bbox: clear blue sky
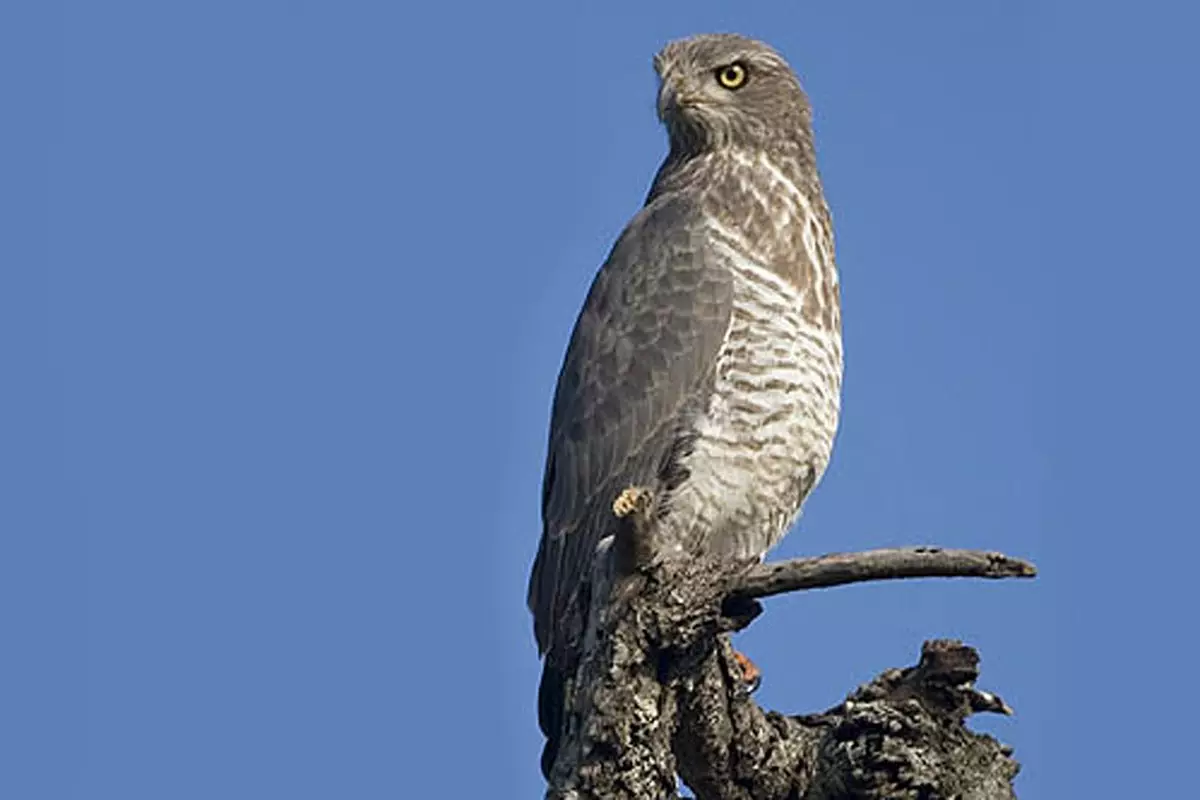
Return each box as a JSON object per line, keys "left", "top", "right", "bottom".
{"left": 4, "top": 1, "right": 1197, "bottom": 797}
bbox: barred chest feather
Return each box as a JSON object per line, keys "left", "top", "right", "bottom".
{"left": 667, "top": 255, "right": 842, "bottom": 559}
{"left": 663, "top": 156, "right": 843, "bottom": 560}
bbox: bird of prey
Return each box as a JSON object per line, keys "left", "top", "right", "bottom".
{"left": 528, "top": 34, "right": 842, "bottom": 776}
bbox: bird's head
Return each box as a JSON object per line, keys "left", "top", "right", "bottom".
{"left": 653, "top": 34, "right": 813, "bottom": 156}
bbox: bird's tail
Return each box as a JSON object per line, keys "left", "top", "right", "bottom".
{"left": 537, "top": 658, "right": 565, "bottom": 780}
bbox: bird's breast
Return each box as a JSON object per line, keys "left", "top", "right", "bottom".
{"left": 666, "top": 243, "right": 843, "bottom": 560}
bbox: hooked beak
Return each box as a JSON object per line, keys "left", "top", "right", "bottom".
{"left": 655, "top": 63, "right": 698, "bottom": 123}
{"left": 657, "top": 80, "right": 677, "bottom": 122}
{"left": 655, "top": 53, "right": 681, "bottom": 122}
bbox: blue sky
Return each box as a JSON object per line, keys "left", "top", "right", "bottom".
{"left": 4, "top": 1, "right": 1198, "bottom": 797}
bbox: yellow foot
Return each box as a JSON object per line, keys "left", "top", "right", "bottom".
{"left": 612, "top": 486, "right": 652, "bottom": 519}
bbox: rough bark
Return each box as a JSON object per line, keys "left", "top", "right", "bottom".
{"left": 543, "top": 518, "right": 1034, "bottom": 800}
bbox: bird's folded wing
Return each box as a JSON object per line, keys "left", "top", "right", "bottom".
{"left": 528, "top": 195, "right": 734, "bottom": 654}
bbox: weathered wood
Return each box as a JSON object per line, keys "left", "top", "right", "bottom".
{"left": 731, "top": 547, "right": 1036, "bottom": 601}
{"left": 543, "top": 545, "right": 1032, "bottom": 800}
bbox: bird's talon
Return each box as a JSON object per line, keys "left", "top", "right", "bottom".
{"left": 733, "top": 650, "right": 762, "bottom": 693}
{"left": 612, "top": 486, "right": 652, "bottom": 519}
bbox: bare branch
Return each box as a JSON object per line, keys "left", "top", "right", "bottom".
{"left": 730, "top": 547, "right": 1036, "bottom": 602}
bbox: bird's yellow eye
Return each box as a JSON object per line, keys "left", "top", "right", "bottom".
{"left": 716, "top": 62, "right": 748, "bottom": 90}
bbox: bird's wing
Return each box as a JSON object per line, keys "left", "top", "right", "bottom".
{"left": 528, "top": 195, "right": 733, "bottom": 654}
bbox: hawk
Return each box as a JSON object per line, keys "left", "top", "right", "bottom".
{"left": 529, "top": 34, "right": 842, "bottom": 776}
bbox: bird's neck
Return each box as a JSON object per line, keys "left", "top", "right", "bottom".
{"left": 644, "top": 144, "right": 835, "bottom": 294}
{"left": 645, "top": 143, "right": 825, "bottom": 215}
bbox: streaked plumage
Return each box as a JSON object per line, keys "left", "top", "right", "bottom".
{"left": 529, "top": 33, "right": 842, "bottom": 776}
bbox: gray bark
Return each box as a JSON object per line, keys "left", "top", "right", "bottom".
{"left": 544, "top": 537, "right": 1032, "bottom": 800}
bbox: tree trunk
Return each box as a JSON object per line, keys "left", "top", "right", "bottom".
{"left": 542, "top": 543, "right": 1032, "bottom": 800}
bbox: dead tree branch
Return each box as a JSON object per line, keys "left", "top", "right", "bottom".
{"left": 731, "top": 547, "right": 1037, "bottom": 600}
{"left": 544, "top": 533, "right": 1034, "bottom": 799}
